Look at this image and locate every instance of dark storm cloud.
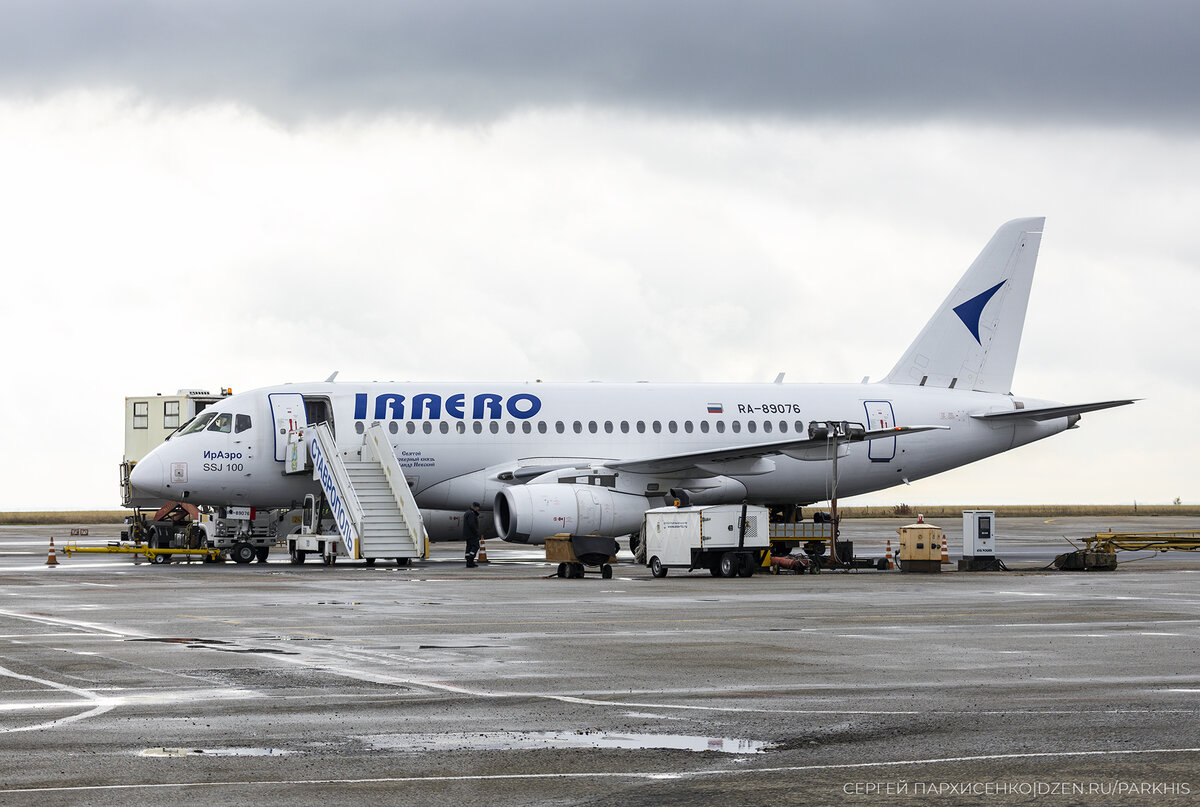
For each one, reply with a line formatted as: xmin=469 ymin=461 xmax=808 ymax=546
xmin=1 ymin=0 xmax=1196 ymax=124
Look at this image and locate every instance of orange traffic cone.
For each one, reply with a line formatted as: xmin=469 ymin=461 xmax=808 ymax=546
xmin=477 ymin=536 xmax=489 ymax=563
xmin=884 ymin=539 xmax=894 ymax=570
xmin=45 ymin=538 xmax=59 ymax=567
xmin=940 ymin=533 xmax=949 ymax=564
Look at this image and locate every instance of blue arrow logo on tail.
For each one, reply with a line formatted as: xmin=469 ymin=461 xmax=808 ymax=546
xmin=953 ymin=280 xmax=1006 ymax=345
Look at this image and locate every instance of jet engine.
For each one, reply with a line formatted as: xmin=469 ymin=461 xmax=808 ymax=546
xmin=494 ymin=484 xmax=649 ymax=544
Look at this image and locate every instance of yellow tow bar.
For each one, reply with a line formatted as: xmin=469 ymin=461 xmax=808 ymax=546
xmin=61 ymin=541 xmax=224 ymax=565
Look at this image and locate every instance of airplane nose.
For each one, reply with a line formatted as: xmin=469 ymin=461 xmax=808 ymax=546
xmin=129 ymin=453 xmax=164 ymax=495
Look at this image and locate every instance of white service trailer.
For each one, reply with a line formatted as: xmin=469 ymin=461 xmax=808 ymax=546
xmin=642 ymin=504 xmax=770 ymax=578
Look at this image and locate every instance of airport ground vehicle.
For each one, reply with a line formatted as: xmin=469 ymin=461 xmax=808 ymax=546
xmin=642 ymin=504 xmax=770 ymax=578
xmin=125 ymin=504 xmax=283 ymax=564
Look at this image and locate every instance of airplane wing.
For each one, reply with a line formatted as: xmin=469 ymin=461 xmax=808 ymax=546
xmin=970 ymin=399 xmax=1137 ymax=422
xmin=607 ymin=425 xmax=948 ymax=476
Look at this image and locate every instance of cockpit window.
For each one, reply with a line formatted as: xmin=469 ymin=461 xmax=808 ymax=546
xmin=179 ymin=412 xmax=217 ymax=435
xmin=235 ymin=414 xmax=252 ymax=434
xmin=207 ymin=413 xmax=233 ymax=433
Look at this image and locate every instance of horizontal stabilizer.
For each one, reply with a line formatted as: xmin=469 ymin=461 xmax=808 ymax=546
xmin=970 ymin=399 xmax=1137 ymax=422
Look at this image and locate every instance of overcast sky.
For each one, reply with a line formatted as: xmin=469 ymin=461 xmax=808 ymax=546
xmin=1 ymin=1 xmax=1196 ymax=510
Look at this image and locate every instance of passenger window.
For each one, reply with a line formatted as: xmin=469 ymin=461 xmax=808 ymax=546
xmin=407 ymin=422 xmax=416 ymax=435
xmin=588 ymin=421 xmax=598 ymax=434
xmin=684 ymin=421 xmax=693 ymax=434
xmin=423 ymin=422 xmax=433 ymax=434
xmin=538 ymin=421 xmax=547 ymax=434
xmin=490 ymin=422 xmax=500 ymax=434
xmin=668 ymin=421 xmax=677 ymax=434
xmin=762 ymin=420 xmax=772 ymax=433
xmin=731 ymin=421 xmax=742 ymax=434
xmin=620 ymin=421 xmax=630 ymax=434
xmin=747 ymin=421 xmax=757 ymax=434
xmin=652 ymin=421 xmax=662 ymax=434
xmin=440 ymin=422 xmax=449 ymax=434
xmin=457 ymin=422 xmax=466 ymax=434
xmin=506 ymin=422 xmax=516 ymax=434
xmin=235 ymin=414 xmax=252 ymax=434
xmin=573 ymin=421 xmax=582 ymax=434
xmin=700 ymin=421 xmax=710 ymax=434
xmin=473 ymin=422 xmax=483 ymax=434
xmin=604 ymin=421 xmax=613 ymax=434
xmin=716 ymin=421 xmax=726 ymax=433
xmin=779 ymin=421 xmax=788 ymax=433
xmin=556 ymin=421 xmax=565 ymax=434
xmin=389 ymin=421 xmax=399 ymax=434
xmin=207 ymin=413 xmax=233 ymax=433
xmin=636 ymin=421 xmax=646 ymax=434
xmin=796 ymin=421 xmax=804 ymax=434
xmin=522 ymin=422 xmax=532 ymax=434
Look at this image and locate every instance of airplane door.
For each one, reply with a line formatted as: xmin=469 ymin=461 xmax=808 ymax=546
xmin=269 ymin=393 xmax=307 ymax=461
xmin=863 ymin=400 xmax=897 ymax=462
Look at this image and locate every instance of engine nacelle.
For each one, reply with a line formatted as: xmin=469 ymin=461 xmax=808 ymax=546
xmin=494 ymin=484 xmax=649 ymax=544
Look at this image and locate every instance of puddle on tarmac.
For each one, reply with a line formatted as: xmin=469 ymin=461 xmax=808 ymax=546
xmin=129 ymin=638 xmax=228 ymax=645
xmin=140 ymin=747 xmax=294 ymax=757
xmin=126 ymin=637 xmax=297 ymax=655
xmin=357 ymin=731 xmax=773 ymax=754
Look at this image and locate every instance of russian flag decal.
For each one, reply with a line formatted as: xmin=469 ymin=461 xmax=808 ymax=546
xmin=707 ymin=403 xmax=723 ymax=414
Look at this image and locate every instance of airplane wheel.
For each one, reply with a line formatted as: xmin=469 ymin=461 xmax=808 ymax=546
xmin=557 ymin=563 xmax=568 ymax=578
xmin=650 ymin=557 xmax=667 ymax=578
xmin=231 ymin=543 xmax=256 ymax=564
xmin=601 ymin=564 xmax=613 ymax=579
xmin=719 ymin=552 xmax=739 ymax=578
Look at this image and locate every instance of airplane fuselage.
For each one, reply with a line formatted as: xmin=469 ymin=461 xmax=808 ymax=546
xmin=129 ymin=380 xmax=1069 ymax=530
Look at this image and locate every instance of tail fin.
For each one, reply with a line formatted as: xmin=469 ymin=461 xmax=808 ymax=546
xmin=884 ymin=217 xmax=1044 ymax=394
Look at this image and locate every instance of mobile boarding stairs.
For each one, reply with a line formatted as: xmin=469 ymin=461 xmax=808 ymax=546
xmin=282 ymin=421 xmax=428 ymax=565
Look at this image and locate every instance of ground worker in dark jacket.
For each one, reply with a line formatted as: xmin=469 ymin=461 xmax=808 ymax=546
xmin=463 ymin=502 xmax=481 ymax=567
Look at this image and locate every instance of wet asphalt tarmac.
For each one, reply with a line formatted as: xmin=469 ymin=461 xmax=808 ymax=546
xmin=2 ymin=517 xmax=1199 ymax=806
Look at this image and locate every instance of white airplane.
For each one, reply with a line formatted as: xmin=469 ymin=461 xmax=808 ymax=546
xmin=129 ymin=218 xmax=1131 ymax=544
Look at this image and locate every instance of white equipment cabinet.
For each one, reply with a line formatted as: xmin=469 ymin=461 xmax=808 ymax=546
xmin=642 ymin=504 xmax=770 ymax=578
xmin=963 ymin=510 xmax=996 ymax=556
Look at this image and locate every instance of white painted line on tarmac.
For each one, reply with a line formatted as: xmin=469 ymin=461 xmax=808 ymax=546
xmin=0 ymin=609 xmax=150 ymax=638
xmin=0 ymin=665 xmax=114 ymax=733
xmin=3 ymin=745 xmax=1200 ymax=795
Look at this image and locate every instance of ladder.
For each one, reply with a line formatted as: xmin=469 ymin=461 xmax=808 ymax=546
xmin=308 ymin=422 xmax=428 ymax=561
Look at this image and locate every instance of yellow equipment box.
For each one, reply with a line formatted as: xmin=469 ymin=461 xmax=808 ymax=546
xmin=897 ymin=523 xmax=943 ymax=572
xmin=545 ymin=534 xmax=579 ymax=563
